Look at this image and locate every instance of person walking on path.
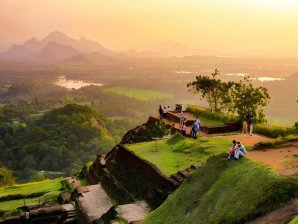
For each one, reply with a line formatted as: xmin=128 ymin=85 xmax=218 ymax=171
xmin=248 ymin=114 xmax=254 ymax=136
xmin=159 ymin=105 xmax=163 ymax=120
xmin=242 ymin=118 xmax=248 ymax=134
xmin=179 ymin=111 xmax=184 ymax=128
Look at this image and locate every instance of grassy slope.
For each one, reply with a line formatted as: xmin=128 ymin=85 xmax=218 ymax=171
xmin=103 ymin=87 xmax=173 ymax=101
xmin=126 ymin=137 xmax=231 ymax=176
xmin=142 ymin=156 xmax=298 ymax=224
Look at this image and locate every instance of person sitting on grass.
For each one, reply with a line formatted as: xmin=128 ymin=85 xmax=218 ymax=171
xmin=227 ymin=140 xmax=237 ymax=160
xmin=228 ymin=140 xmax=246 ymax=160
xmin=182 ymin=121 xmax=187 ymax=136
xmin=237 ymin=142 xmax=247 ymax=155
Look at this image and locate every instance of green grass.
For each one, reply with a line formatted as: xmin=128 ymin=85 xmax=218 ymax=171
xmin=0 ymin=191 xmax=61 ymax=211
xmin=186 ymin=105 xmax=239 ymax=124
xmin=0 ymin=179 xmax=63 ymax=198
xmin=103 ymin=87 xmax=173 ymax=101
xmin=126 ymin=136 xmax=231 ymax=176
xmin=142 ymin=156 xmax=298 ymax=224
xmin=199 ymin=116 xmax=223 ymax=125
xmin=289 ymin=216 xmax=298 ymax=224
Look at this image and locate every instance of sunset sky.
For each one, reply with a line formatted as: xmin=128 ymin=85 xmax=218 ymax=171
xmin=1 ymin=0 xmax=298 ymax=57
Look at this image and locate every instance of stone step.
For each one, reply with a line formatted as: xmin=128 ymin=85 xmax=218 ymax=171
xmin=170 ymin=173 xmax=184 ymax=183
xmin=117 ymin=201 xmax=150 ymax=224
xmin=178 ymin=170 xmax=190 ymax=178
xmin=191 ymin=163 xmax=203 ymax=170
xmin=75 ymin=184 xmax=114 ymax=224
xmin=63 ymin=217 xmax=77 ymax=224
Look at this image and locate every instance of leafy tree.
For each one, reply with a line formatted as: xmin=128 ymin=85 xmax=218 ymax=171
xmin=187 ymin=70 xmax=270 ymax=122
xmin=0 ymin=167 xmax=15 ymax=187
xmin=187 ymin=69 xmax=234 ymax=112
xmin=229 ymin=77 xmax=270 ymax=122
xmin=147 ymin=120 xmax=169 ymax=138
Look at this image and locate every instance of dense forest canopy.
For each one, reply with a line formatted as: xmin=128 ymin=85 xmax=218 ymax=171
xmin=0 ymin=104 xmax=114 ymax=182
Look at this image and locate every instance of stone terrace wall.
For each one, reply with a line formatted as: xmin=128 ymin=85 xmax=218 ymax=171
xmin=106 ymin=145 xmax=177 ymax=208
xmin=201 ymin=122 xmax=241 ymax=134
xmin=88 ymin=144 xmax=177 ymax=209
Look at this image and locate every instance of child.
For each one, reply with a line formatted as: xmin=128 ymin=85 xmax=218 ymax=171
xmin=242 ymin=118 xmax=248 ymax=134
xmin=182 ymin=122 xmax=187 ymax=136
xmin=167 ymin=106 xmax=171 ymax=112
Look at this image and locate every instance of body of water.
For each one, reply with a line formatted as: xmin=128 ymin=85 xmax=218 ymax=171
xmin=225 ymin=73 xmax=285 ymax=82
xmin=55 ymin=76 xmax=103 ymax=90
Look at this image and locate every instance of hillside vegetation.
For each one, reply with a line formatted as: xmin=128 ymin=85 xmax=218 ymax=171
xmin=0 ymin=104 xmax=114 ymax=182
xmin=143 ymin=156 xmax=298 ymax=224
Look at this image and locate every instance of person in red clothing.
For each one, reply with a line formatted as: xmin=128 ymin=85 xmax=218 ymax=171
xmin=227 ymin=140 xmax=237 ymax=160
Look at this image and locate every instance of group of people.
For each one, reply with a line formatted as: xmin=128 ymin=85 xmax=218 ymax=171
xmin=242 ymin=115 xmax=254 ymax=136
xmin=227 ymin=140 xmax=247 ymax=160
xmin=180 ymin=111 xmax=201 ymax=139
xmin=159 ymin=105 xmax=171 ymax=119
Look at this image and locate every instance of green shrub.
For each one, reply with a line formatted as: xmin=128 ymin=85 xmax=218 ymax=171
xmin=254 ymin=123 xmax=298 ymax=138
xmin=167 ymin=133 xmax=185 ymax=145
xmin=186 ymin=105 xmax=239 ymax=123
xmin=172 ymin=140 xmax=187 ymax=152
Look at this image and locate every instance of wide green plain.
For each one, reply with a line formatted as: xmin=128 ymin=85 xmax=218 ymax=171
xmin=103 ymin=87 xmax=173 ymax=101
xmin=126 ymin=136 xmax=231 ymax=176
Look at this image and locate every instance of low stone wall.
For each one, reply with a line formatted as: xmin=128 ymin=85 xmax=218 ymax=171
xmin=0 ymin=205 xmax=75 ymax=224
xmin=201 ymin=122 xmax=241 ymax=134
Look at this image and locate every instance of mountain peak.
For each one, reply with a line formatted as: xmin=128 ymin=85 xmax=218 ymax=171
xmin=47 ymin=30 xmax=68 ymax=38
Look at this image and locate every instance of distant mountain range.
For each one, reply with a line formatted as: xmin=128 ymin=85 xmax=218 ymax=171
xmin=0 ymin=31 xmax=208 ymax=62
xmin=0 ymin=31 xmax=113 ymax=62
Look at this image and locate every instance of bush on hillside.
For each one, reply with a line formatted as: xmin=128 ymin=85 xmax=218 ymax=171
xmin=186 ymin=105 xmax=239 ymax=123
xmin=254 ymin=123 xmax=298 ymax=138
xmin=167 ymin=133 xmax=185 ymax=145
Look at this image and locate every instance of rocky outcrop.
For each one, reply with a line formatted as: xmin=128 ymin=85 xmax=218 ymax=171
xmin=88 ymin=145 xmax=178 ymax=209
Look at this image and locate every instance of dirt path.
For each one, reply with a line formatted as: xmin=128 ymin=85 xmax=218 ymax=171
xmin=247 ymin=143 xmax=298 ymax=176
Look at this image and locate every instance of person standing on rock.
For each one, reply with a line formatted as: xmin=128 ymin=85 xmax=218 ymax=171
xmin=192 ymin=120 xmax=199 ymax=139
xmin=182 ymin=121 xmax=187 ymax=136
xmin=159 ymin=105 xmax=163 ymax=120
xmin=179 ymin=111 xmax=184 ymax=127
xmin=248 ymin=114 xmax=254 ymax=136
xmin=195 ymin=117 xmax=201 ymax=136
